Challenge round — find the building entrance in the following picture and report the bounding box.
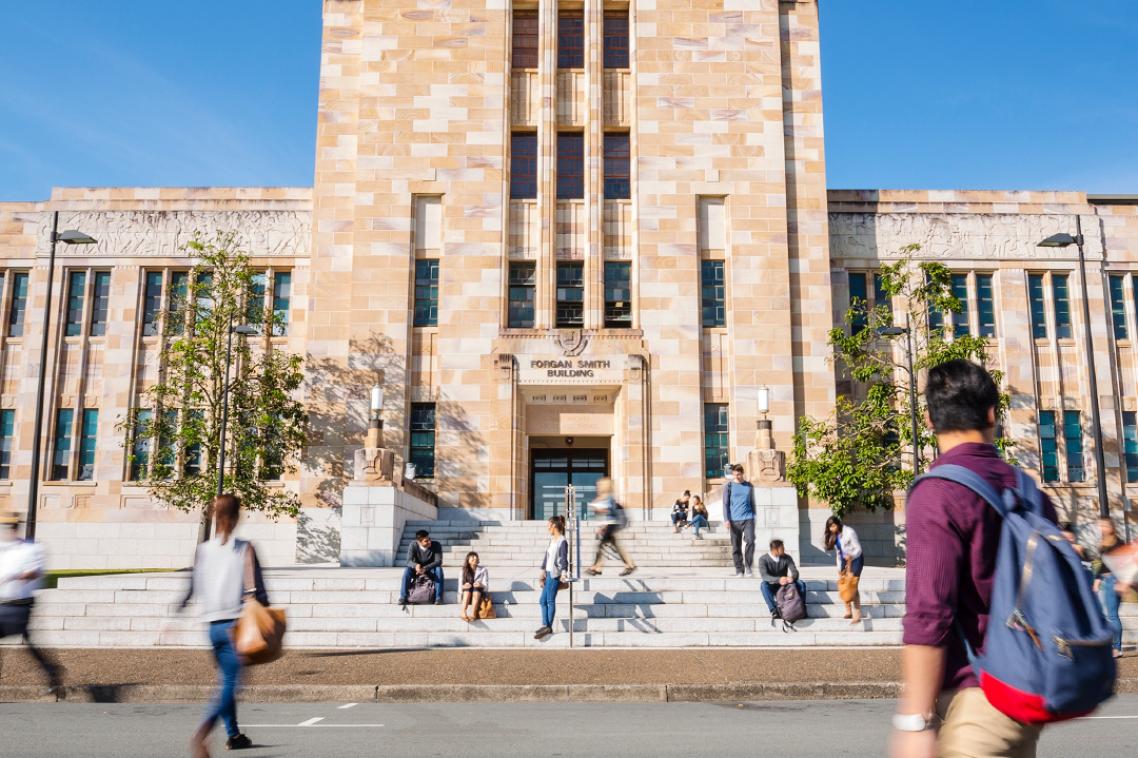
[530,448,608,521]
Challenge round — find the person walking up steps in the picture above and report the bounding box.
[534,515,568,640]
[722,464,757,576]
[586,478,636,577]
[0,511,63,695]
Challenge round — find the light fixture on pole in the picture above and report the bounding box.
[878,315,921,475]
[26,212,97,541]
[367,383,385,450]
[1039,217,1110,518]
[757,386,770,420]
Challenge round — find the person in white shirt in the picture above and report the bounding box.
[824,516,864,624]
[0,511,62,692]
[534,515,569,640]
[459,551,490,622]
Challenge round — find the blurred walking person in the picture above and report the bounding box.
[585,477,636,577]
[1093,516,1125,659]
[180,494,266,756]
[0,511,63,694]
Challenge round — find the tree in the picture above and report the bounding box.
[119,233,307,540]
[788,244,1007,517]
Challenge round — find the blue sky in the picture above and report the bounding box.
[1,1,1136,201]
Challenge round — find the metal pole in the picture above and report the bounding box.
[1075,215,1110,518]
[26,211,60,541]
[906,313,920,475]
[567,484,576,649]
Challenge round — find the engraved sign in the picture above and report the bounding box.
[517,356,623,385]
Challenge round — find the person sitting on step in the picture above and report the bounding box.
[459,551,489,622]
[688,495,710,538]
[398,529,445,607]
[758,539,806,621]
[671,490,691,533]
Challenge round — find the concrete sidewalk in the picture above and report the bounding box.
[1,647,1136,703]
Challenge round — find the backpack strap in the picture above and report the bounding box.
[910,464,1008,518]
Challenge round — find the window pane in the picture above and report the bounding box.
[511,132,537,199]
[604,133,631,200]
[195,272,214,331]
[1039,410,1058,483]
[701,260,726,327]
[87,271,111,336]
[951,274,970,338]
[556,263,584,327]
[51,408,73,481]
[78,408,98,481]
[703,403,729,479]
[976,273,995,337]
[1052,273,1072,339]
[873,273,892,317]
[512,12,538,68]
[169,271,189,336]
[848,272,868,333]
[7,272,28,337]
[507,262,536,328]
[1124,411,1138,484]
[558,13,584,68]
[65,271,86,337]
[557,132,584,200]
[272,272,291,336]
[142,272,164,337]
[183,409,204,477]
[1064,409,1084,482]
[604,262,632,328]
[130,409,152,481]
[246,272,267,327]
[410,403,436,478]
[0,409,13,480]
[158,409,178,477]
[1028,273,1047,339]
[1110,275,1128,340]
[413,259,439,327]
[604,12,630,68]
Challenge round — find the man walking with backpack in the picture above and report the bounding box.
[891,360,1114,758]
[722,464,757,577]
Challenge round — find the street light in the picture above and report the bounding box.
[878,314,921,475]
[1038,217,1111,518]
[757,386,770,420]
[26,212,97,540]
[367,383,385,450]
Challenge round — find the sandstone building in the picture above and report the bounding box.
[0,0,1134,567]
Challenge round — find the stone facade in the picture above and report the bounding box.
[0,1,1134,567]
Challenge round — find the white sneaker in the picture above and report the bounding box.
[745,567,754,577]
[733,570,744,577]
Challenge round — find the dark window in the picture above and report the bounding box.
[183,409,204,477]
[414,259,439,327]
[261,413,284,480]
[604,12,630,68]
[701,260,726,327]
[557,132,584,200]
[1110,274,1128,340]
[169,271,189,336]
[558,13,584,68]
[410,403,436,478]
[51,408,73,481]
[89,271,110,336]
[507,262,536,328]
[142,272,164,337]
[1064,410,1084,483]
[951,274,970,338]
[512,12,539,68]
[976,273,995,337]
[703,403,730,479]
[246,272,267,327]
[0,409,13,480]
[65,271,86,337]
[604,262,632,328]
[158,409,178,476]
[604,133,631,200]
[7,272,28,337]
[1052,273,1072,339]
[873,273,891,316]
[1039,410,1058,483]
[848,272,868,333]
[77,408,98,481]
[194,272,214,331]
[1028,273,1047,339]
[511,132,538,199]
[272,272,291,336]
[556,263,584,327]
[1124,411,1138,484]
[130,409,152,481]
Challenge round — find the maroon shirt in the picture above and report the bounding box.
[902,442,1058,692]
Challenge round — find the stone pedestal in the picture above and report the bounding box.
[751,485,800,557]
[339,483,438,567]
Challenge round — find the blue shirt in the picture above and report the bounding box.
[723,481,756,522]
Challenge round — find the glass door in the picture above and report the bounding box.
[531,448,608,520]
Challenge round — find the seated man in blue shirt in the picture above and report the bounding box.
[759,539,806,620]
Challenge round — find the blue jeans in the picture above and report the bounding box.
[401,565,445,602]
[761,580,807,613]
[690,515,708,535]
[1100,574,1123,652]
[848,555,864,577]
[203,619,241,738]
[540,572,560,628]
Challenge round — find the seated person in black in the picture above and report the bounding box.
[759,539,807,620]
[399,529,444,606]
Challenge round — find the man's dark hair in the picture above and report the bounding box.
[770,539,784,551]
[926,359,999,434]
[415,529,430,540]
[731,464,744,473]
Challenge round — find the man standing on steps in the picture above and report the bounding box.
[722,464,757,577]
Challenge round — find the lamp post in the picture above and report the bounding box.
[367,383,384,450]
[757,386,770,420]
[1039,217,1111,518]
[26,212,97,540]
[878,314,921,475]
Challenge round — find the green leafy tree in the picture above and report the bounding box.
[118,234,307,540]
[788,244,1007,517]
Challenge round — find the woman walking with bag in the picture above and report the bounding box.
[534,515,568,641]
[459,551,490,622]
[825,516,863,624]
[180,494,265,756]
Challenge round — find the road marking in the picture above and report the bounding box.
[1078,715,1138,720]
[242,724,384,729]
[298,717,325,727]
[338,702,359,710]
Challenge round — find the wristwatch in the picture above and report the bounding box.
[892,712,936,733]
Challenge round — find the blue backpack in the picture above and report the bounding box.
[910,464,1116,724]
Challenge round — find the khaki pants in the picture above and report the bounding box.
[936,688,1042,758]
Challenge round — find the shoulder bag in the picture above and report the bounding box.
[234,543,287,666]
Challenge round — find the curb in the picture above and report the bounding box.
[3,679,1136,704]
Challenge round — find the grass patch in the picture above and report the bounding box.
[44,568,181,590]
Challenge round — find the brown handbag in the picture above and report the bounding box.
[477,593,496,620]
[233,543,287,666]
[837,570,860,604]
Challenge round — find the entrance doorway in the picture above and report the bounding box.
[530,448,608,521]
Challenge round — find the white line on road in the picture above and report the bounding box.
[241,724,384,729]
[1078,715,1138,720]
[338,703,359,710]
[298,717,325,727]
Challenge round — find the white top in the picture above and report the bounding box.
[835,527,863,565]
[190,536,249,623]
[0,539,45,603]
[589,496,616,526]
[545,536,567,579]
[466,565,489,591]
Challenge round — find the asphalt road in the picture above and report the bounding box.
[1,697,1136,757]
